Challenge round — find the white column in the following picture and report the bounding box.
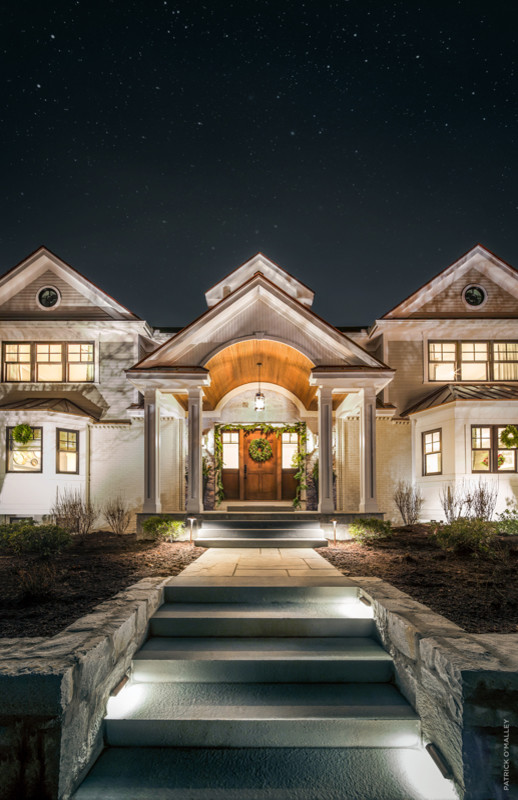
[359,387,378,513]
[318,387,334,513]
[186,386,203,513]
[143,389,161,513]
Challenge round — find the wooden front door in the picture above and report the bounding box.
[242,430,281,501]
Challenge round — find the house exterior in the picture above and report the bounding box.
[1,243,517,527]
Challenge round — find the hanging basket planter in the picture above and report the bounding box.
[248,438,273,462]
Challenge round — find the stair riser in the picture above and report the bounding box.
[149,618,376,638]
[200,521,318,530]
[105,718,420,748]
[198,531,322,537]
[132,660,394,683]
[163,586,359,603]
[194,538,328,548]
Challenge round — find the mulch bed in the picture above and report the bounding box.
[317,525,518,634]
[0,533,206,638]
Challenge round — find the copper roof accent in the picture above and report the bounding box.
[310,365,392,372]
[126,365,209,373]
[402,383,518,417]
[0,396,101,419]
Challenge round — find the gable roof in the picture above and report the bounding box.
[0,246,140,320]
[204,252,315,308]
[381,244,518,319]
[131,270,387,372]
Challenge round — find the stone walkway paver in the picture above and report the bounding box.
[174,547,346,584]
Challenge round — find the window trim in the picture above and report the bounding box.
[428,340,518,383]
[2,341,95,384]
[6,426,43,474]
[422,428,442,476]
[471,425,517,474]
[56,428,80,474]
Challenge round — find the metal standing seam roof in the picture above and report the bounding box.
[402,383,518,416]
[0,396,101,419]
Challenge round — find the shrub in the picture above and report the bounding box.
[51,489,98,536]
[141,516,185,542]
[439,479,499,522]
[17,561,59,600]
[434,517,497,556]
[439,482,467,523]
[103,496,132,535]
[0,522,71,557]
[349,517,392,543]
[393,481,423,525]
[496,506,518,536]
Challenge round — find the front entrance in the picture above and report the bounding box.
[220,428,297,503]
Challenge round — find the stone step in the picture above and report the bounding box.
[197,528,324,538]
[163,584,359,603]
[132,637,393,683]
[72,746,458,800]
[194,537,329,548]
[105,682,419,748]
[149,602,375,637]
[200,519,318,530]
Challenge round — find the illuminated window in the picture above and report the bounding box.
[472,426,517,473]
[460,342,488,381]
[6,427,42,473]
[493,342,518,380]
[56,429,79,474]
[422,429,442,475]
[222,431,239,469]
[282,431,298,469]
[3,343,31,382]
[428,342,456,381]
[67,343,94,381]
[36,343,63,381]
[2,342,94,383]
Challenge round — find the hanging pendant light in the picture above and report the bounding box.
[254,361,265,411]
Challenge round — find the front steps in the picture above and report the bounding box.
[194,518,328,548]
[71,583,456,800]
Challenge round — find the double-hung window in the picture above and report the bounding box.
[56,429,79,473]
[2,342,94,383]
[422,429,442,475]
[428,341,518,382]
[6,427,42,472]
[471,426,517,473]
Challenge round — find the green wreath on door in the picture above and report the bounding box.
[248,438,273,462]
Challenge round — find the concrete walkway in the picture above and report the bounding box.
[175,546,347,583]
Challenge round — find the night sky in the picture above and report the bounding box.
[1,1,517,327]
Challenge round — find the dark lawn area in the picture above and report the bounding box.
[0,533,206,638]
[317,525,518,634]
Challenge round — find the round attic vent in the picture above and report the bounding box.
[36,286,61,309]
[463,285,486,308]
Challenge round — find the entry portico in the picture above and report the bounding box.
[127,254,393,516]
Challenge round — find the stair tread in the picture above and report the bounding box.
[73,747,457,800]
[106,682,417,721]
[153,602,370,619]
[134,636,391,661]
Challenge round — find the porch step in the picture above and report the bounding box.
[200,519,318,530]
[163,584,359,603]
[132,636,393,683]
[105,682,419,747]
[196,528,323,538]
[149,602,375,637]
[194,536,328,548]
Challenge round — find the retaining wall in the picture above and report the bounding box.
[0,577,167,800]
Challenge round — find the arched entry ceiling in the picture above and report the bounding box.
[204,339,316,410]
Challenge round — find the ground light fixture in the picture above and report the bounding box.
[187,518,196,544]
[331,519,337,545]
[254,361,265,411]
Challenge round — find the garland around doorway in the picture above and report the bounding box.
[213,422,308,508]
